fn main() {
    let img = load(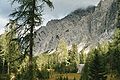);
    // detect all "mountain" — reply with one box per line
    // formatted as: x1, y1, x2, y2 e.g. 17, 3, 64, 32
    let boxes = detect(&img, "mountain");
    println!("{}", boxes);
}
34, 0, 118, 54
